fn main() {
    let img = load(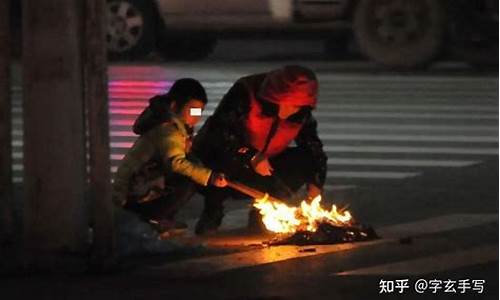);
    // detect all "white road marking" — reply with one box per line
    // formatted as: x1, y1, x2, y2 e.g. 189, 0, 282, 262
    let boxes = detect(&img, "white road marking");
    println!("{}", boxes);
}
327, 171, 419, 179
335, 245, 498, 276
316, 112, 497, 120
311, 103, 498, 112
109, 101, 148, 107
323, 145, 498, 155
317, 74, 498, 83
318, 123, 498, 132
319, 134, 498, 143
327, 158, 478, 168
377, 214, 499, 238
323, 184, 357, 191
